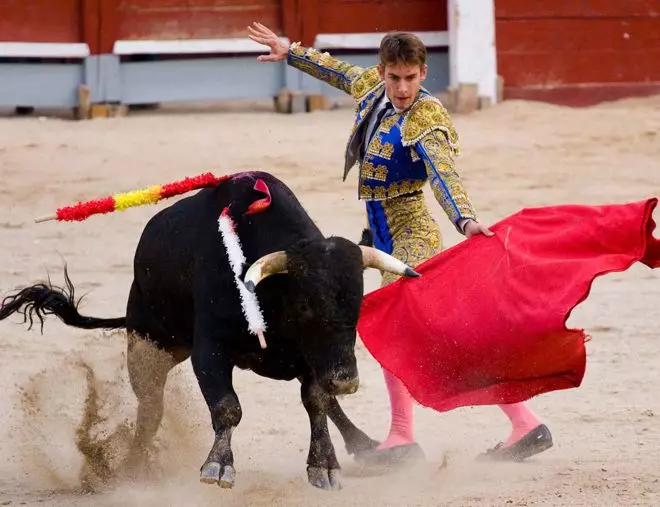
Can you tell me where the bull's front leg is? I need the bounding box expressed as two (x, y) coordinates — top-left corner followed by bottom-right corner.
(327, 397), (380, 457)
(300, 375), (341, 490)
(191, 337), (241, 489)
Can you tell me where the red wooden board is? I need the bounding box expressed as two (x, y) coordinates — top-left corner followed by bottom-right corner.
(317, 0), (447, 34)
(0, 0), (82, 43)
(497, 18), (660, 53)
(115, 0), (283, 40)
(495, 3), (660, 102)
(496, 0), (660, 19)
(504, 83), (660, 107)
(498, 49), (660, 86)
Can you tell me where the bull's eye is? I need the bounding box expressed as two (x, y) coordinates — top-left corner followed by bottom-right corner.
(296, 301), (312, 317)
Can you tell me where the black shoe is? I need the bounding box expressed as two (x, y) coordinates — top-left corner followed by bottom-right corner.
(477, 424), (553, 462)
(355, 442), (426, 467)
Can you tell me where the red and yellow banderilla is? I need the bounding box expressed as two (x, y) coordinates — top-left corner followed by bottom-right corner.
(33, 172), (230, 223)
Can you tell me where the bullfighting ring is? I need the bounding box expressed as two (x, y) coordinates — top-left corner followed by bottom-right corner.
(1, 95), (659, 506)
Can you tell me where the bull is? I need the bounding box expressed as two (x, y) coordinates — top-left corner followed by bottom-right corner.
(0, 171), (419, 490)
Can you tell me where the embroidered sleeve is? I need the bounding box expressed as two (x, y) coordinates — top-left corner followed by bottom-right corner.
(287, 42), (365, 96)
(416, 131), (478, 231)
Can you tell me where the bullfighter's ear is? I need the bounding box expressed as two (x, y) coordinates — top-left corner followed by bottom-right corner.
(358, 228), (374, 247)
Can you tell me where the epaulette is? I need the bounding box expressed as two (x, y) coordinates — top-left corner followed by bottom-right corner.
(350, 67), (383, 101)
(400, 94), (460, 152)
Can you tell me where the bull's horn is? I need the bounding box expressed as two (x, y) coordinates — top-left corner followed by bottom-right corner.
(359, 246), (421, 278)
(243, 251), (288, 293)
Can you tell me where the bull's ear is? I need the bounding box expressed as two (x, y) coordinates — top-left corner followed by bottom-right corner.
(358, 228), (374, 247)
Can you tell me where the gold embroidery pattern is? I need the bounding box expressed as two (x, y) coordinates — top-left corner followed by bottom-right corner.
(359, 179), (425, 200)
(379, 114), (399, 134)
(361, 160), (389, 181)
(367, 136), (395, 160)
(356, 92), (380, 125)
(289, 61), (353, 94)
(289, 42), (306, 57)
(288, 43), (364, 95)
(350, 68), (383, 100)
(371, 192), (442, 287)
(401, 95), (460, 152)
(419, 131), (477, 223)
(410, 148), (420, 162)
(420, 133), (455, 169)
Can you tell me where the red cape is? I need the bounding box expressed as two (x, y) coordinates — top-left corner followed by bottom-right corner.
(357, 198), (660, 412)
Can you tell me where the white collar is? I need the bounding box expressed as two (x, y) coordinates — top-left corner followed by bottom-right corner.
(380, 92), (404, 114)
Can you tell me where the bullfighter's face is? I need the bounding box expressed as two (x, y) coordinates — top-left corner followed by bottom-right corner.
(378, 62), (428, 112)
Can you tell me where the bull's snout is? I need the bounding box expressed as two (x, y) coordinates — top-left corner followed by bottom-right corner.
(325, 376), (359, 396)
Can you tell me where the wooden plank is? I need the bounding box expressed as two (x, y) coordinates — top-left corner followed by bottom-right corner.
(503, 82), (660, 107)
(0, 42), (89, 57)
(0, 0), (82, 43)
(281, 0), (303, 43)
(496, 18), (660, 53)
(113, 37), (290, 54)
(496, 75), (505, 102)
(496, 0), (660, 19)
(90, 103), (111, 118)
(274, 89), (291, 113)
(299, 0), (320, 47)
(317, 0), (448, 34)
(478, 95), (493, 110)
(497, 49), (660, 86)
(314, 31), (449, 49)
(306, 93), (329, 111)
(100, 0), (121, 54)
(116, 0), (283, 40)
(455, 83), (479, 114)
(82, 0), (101, 54)
(75, 84), (91, 120)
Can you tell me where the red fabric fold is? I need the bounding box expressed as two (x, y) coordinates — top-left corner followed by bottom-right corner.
(357, 198), (660, 412)
(246, 178), (272, 215)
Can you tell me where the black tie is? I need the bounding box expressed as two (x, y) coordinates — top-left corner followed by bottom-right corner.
(363, 102), (393, 157)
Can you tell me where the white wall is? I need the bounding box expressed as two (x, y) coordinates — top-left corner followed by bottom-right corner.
(448, 0), (498, 103)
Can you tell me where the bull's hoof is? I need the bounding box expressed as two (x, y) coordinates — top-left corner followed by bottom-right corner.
(345, 435), (380, 456)
(307, 466), (341, 491)
(200, 461), (236, 488)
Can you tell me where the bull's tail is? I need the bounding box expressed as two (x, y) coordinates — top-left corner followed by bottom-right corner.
(0, 266), (126, 333)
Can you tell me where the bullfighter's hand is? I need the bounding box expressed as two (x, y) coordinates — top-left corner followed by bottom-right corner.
(248, 22), (289, 62)
(464, 220), (495, 238)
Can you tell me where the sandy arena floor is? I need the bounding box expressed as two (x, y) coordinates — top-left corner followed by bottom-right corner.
(0, 94), (659, 506)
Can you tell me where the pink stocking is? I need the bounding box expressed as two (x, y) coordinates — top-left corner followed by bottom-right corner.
(377, 368), (415, 449)
(498, 402), (541, 448)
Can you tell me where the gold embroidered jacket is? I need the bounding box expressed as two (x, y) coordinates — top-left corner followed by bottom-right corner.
(287, 42), (478, 227)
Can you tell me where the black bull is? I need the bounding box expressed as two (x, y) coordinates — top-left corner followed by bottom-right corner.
(0, 171), (419, 490)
